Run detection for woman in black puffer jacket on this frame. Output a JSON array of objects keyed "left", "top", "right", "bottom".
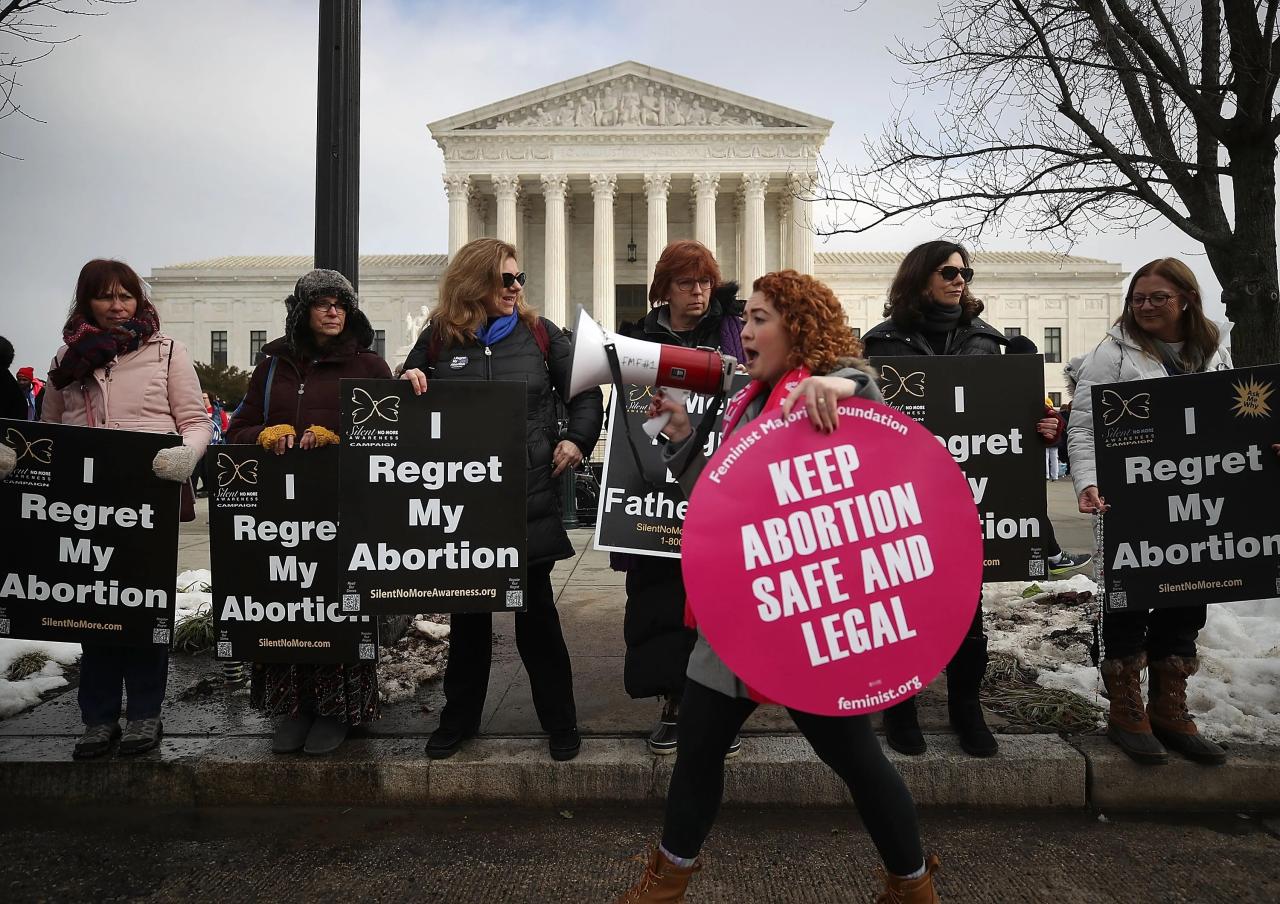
[
  {"left": 614, "top": 240, "right": 744, "bottom": 756},
  {"left": 864, "top": 240, "right": 1065, "bottom": 761},
  {"left": 399, "top": 238, "right": 603, "bottom": 762}
]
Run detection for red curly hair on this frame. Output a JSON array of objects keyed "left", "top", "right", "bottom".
[
  {"left": 648, "top": 240, "right": 723, "bottom": 305},
  {"left": 752, "top": 270, "right": 862, "bottom": 372}
]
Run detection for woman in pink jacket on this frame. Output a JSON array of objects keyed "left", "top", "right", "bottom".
[{"left": 42, "top": 259, "right": 213, "bottom": 759}]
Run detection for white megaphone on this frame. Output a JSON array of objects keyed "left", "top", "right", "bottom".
[
  {"left": 568, "top": 305, "right": 738, "bottom": 399},
  {"left": 568, "top": 305, "right": 739, "bottom": 440}
]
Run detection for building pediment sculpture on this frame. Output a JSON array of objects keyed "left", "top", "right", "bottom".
[
  {"left": 476, "top": 78, "right": 788, "bottom": 130},
  {"left": 433, "top": 62, "right": 828, "bottom": 135}
]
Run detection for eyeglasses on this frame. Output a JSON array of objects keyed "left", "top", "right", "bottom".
[
  {"left": 502, "top": 272, "right": 528, "bottom": 289},
  {"left": 935, "top": 266, "right": 974, "bottom": 283},
  {"left": 310, "top": 299, "right": 349, "bottom": 313},
  {"left": 673, "top": 276, "right": 713, "bottom": 292},
  {"left": 1129, "top": 292, "right": 1178, "bottom": 309},
  {"left": 93, "top": 291, "right": 135, "bottom": 303}
]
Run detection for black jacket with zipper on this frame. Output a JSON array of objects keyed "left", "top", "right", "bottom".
[
  {"left": 862, "top": 315, "right": 1009, "bottom": 357},
  {"left": 401, "top": 317, "right": 604, "bottom": 565}
]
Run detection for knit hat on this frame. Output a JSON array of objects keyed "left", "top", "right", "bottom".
[
  {"left": 283, "top": 268, "right": 374, "bottom": 353},
  {"left": 16, "top": 366, "right": 34, "bottom": 381}
]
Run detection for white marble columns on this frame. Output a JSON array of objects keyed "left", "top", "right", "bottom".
[
  {"left": 443, "top": 174, "right": 471, "bottom": 258},
  {"left": 540, "top": 174, "right": 568, "bottom": 326},
  {"left": 789, "top": 173, "right": 815, "bottom": 275},
  {"left": 643, "top": 173, "right": 670, "bottom": 288},
  {"left": 740, "top": 173, "right": 769, "bottom": 290},
  {"left": 691, "top": 173, "right": 719, "bottom": 254},
  {"left": 492, "top": 174, "right": 520, "bottom": 245},
  {"left": 590, "top": 173, "right": 618, "bottom": 329}
]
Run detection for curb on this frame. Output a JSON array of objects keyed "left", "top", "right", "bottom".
[
  {"left": 4, "top": 734, "right": 1274, "bottom": 810},
  {"left": 1068, "top": 736, "right": 1280, "bottom": 811},
  {"left": 0, "top": 733, "right": 1084, "bottom": 809}
]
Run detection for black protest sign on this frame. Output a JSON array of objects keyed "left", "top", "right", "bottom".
[
  {"left": 337, "top": 379, "right": 528, "bottom": 614},
  {"left": 0, "top": 420, "right": 181, "bottom": 647},
  {"left": 869, "top": 355, "right": 1049, "bottom": 581},
  {"left": 209, "top": 445, "right": 376, "bottom": 663},
  {"left": 594, "top": 377, "right": 750, "bottom": 557},
  {"left": 1093, "top": 365, "right": 1280, "bottom": 611}
]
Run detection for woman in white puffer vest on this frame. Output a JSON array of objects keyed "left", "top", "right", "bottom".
[{"left": 1068, "top": 257, "right": 1231, "bottom": 767}]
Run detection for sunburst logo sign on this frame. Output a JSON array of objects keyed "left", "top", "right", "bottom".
[{"left": 1230, "top": 375, "right": 1274, "bottom": 418}]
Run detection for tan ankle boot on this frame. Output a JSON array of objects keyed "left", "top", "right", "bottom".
[
  {"left": 615, "top": 846, "right": 700, "bottom": 903},
  {"left": 877, "top": 853, "right": 941, "bottom": 903},
  {"left": 1147, "top": 655, "right": 1227, "bottom": 765}
]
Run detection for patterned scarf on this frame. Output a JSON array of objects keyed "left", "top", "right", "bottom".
[{"left": 49, "top": 308, "right": 159, "bottom": 389}]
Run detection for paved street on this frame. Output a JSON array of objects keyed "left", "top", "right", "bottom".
[{"left": 1, "top": 804, "right": 1276, "bottom": 902}]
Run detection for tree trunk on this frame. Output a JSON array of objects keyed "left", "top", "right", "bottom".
[{"left": 1210, "top": 138, "right": 1279, "bottom": 367}]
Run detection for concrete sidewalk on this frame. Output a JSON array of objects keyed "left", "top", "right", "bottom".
[{"left": 3, "top": 480, "right": 1277, "bottom": 811}]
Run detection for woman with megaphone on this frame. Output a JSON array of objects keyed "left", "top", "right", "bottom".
[
  {"left": 612, "top": 270, "right": 939, "bottom": 904},
  {"left": 613, "top": 239, "right": 745, "bottom": 757},
  {"left": 399, "top": 238, "right": 604, "bottom": 763}
]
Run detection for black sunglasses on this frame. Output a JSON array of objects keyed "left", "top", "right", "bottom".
[
  {"left": 936, "top": 266, "right": 974, "bottom": 283},
  {"left": 502, "top": 272, "right": 527, "bottom": 289}
]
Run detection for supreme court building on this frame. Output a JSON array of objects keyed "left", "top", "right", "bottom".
[{"left": 149, "top": 61, "right": 1127, "bottom": 401}]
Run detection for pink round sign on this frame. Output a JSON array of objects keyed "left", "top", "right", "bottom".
[{"left": 681, "top": 397, "right": 982, "bottom": 716}]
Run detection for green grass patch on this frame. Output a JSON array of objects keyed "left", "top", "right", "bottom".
[
  {"left": 983, "top": 651, "right": 1102, "bottom": 733},
  {"left": 173, "top": 606, "right": 216, "bottom": 654}
]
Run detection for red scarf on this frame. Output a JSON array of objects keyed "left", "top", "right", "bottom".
[{"left": 685, "top": 367, "right": 812, "bottom": 704}]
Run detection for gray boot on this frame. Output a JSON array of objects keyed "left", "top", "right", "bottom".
[
  {"left": 272, "top": 713, "right": 316, "bottom": 754},
  {"left": 303, "top": 715, "right": 349, "bottom": 756}
]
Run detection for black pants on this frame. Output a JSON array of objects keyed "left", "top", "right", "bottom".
[
  {"left": 439, "top": 561, "right": 576, "bottom": 733},
  {"left": 78, "top": 644, "right": 169, "bottom": 726},
  {"left": 662, "top": 680, "right": 924, "bottom": 876},
  {"left": 622, "top": 557, "right": 696, "bottom": 700},
  {"left": 1103, "top": 605, "right": 1206, "bottom": 660}
]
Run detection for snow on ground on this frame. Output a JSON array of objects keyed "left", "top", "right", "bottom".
[
  {"left": 984, "top": 575, "right": 1280, "bottom": 741},
  {"left": 0, "top": 638, "right": 81, "bottom": 719},
  {"left": 176, "top": 569, "right": 214, "bottom": 623}
]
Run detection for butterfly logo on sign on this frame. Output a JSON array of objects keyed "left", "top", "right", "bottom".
[
  {"left": 880, "top": 366, "right": 926, "bottom": 402},
  {"left": 1100, "top": 390, "right": 1151, "bottom": 426},
  {"left": 217, "top": 453, "right": 259, "bottom": 487},
  {"left": 351, "top": 387, "right": 400, "bottom": 425},
  {"left": 4, "top": 427, "right": 53, "bottom": 465}
]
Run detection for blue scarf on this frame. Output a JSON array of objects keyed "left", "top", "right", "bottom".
[{"left": 476, "top": 312, "right": 519, "bottom": 347}]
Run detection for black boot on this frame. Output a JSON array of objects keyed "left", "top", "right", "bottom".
[
  {"left": 883, "top": 698, "right": 926, "bottom": 755},
  {"left": 947, "top": 636, "right": 998, "bottom": 757}
]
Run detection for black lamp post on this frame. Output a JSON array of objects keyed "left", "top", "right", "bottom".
[{"left": 315, "top": 0, "right": 361, "bottom": 289}]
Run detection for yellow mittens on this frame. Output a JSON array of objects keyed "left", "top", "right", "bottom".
[
  {"left": 257, "top": 424, "right": 296, "bottom": 450},
  {"left": 306, "top": 425, "right": 341, "bottom": 447}
]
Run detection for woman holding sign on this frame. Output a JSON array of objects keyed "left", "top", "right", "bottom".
[
  {"left": 39, "top": 259, "right": 212, "bottom": 759},
  {"left": 1068, "top": 258, "right": 1231, "bottom": 766},
  {"left": 227, "top": 268, "right": 392, "bottom": 756},
  {"left": 862, "top": 240, "right": 1073, "bottom": 759},
  {"left": 399, "top": 238, "right": 604, "bottom": 762},
  {"left": 615, "top": 239, "right": 745, "bottom": 756},
  {"left": 612, "top": 271, "right": 939, "bottom": 903}
]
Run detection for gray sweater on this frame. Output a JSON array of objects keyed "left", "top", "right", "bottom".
[{"left": 662, "top": 364, "right": 883, "bottom": 699}]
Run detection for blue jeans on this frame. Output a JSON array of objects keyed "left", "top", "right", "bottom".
[{"left": 78, "top": 644, "right": 169, "bottom": 726}]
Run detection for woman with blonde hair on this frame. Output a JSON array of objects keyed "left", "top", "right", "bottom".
[
  {"left": 613, "top": 270, "right": 939, "bottom": 903},
  {"left": 400, "top": 238, "right": 603, "bottom": 762},
  {"left": 1068, "top": 257, "right": 1232, "bottom": 766}
]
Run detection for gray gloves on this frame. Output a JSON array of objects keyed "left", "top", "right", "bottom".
[
  {"left": 152, "top": 445, "right": 200, "bottom": 483},
  {"left": 0, "top": 443, "right": 14, "bottom": 482}
]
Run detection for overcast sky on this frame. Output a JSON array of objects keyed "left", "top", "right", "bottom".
[{"left": 0, "top": 0, "right": 1232, "bottom": 370}]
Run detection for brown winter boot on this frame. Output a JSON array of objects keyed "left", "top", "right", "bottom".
[
  {"left": 1147, "top": 655, "right": 1227, "bottom": 765},
  {"left": 614, "top": 846, "right": 701, "bottom": 903},
  {"left": 876, "top": 852, "right": 941, "bottom": 903},
  {"left": 1099, "top": 654, "right": 1168, "bottom": 765}
]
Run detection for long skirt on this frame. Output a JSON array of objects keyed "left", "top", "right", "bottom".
[{"left": 250, "top": 662, "right": 379, "bottom": 726}]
